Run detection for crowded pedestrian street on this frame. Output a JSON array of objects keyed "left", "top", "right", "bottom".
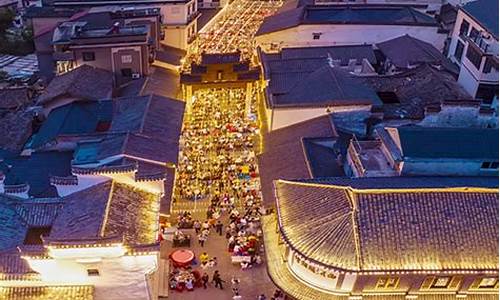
[
  {"left": 159, "top": 0, "right": 287, "bottom": 297},
  {"left": 183, "top": 0, "right": 282, "bottom": 70},
  {"left": 162, "top": 86, "right": 282, "bottom": 299}
]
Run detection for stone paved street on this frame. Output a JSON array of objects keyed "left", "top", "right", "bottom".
[{"left": 162, "top": 218, "right": 276, "bottom": 299}]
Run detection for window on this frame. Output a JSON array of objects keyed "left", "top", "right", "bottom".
[
  {"left": 482, "top": 57, "right": 497, "bottom": 74},
  {"left": 24, "top": 227, "right": 52, "bottom": 245},
  {"left": 82, "top": 52, "right": 95, "bottom": 62},
  {"left": 459, "top": 20, "right": 469, "bottom": 37},
  {"left": 476, "top": 84, "right": 499, "bottom": 104},
  {"left": 466, "top": 45, "right": 483, "bottom": 69},
  {"left": 432, "top": 277, "right": 452, "bottom": 288},
  {"left": 481, "top": 161, "right": 499, "bottom": 170},
  {"left": 469, "top": 27, "right": 480, "bottom": 40},
  {"left": 87, "top": 269, "right": 100, "bottom": 276},
  {"left": 121, "top": 68, "right": 133, "bottom": 77},
  {"left": 479, "top": 277, "right": 498, "bottom": 288},
  {"left": 121, "top": 55, "right": 132, "bottom": 64},
  {"left": 312, "top": 32, "right": 321, "bottom": 40},
  {"left": 375, "top": 277, "right": 400, "bottom": 289},
  {"left": 454, "top": 41, "right": 465, "bottom": 61}
]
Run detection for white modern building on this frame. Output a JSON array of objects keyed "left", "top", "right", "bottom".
[
  {"left": 46, "top": 0, "right": 200, "bottom": 50},
  {"left": 447, "top": 0, "right": 498, "bottom": 104},
  {"left": 255, "top": 5, "right": 447, "bottom": 52}
]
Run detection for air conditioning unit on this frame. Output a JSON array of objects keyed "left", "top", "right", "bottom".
[{"left": 132, "top": 73, "right": 141, "bottom": 79}]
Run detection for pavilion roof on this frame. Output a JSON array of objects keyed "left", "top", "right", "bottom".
[{"left": 275, "top": 179, "right": 499, "bottom": 272}]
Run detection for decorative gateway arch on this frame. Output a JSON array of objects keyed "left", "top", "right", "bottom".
[{"left": 180, "top": 51, "right": 261, "bottom": 115}]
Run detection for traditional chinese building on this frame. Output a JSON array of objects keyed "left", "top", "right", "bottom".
[
  {"left": 263, "top": 177, "right": 499, "bottom": 300},
  {"left": 0, "top": 180, "right": 161, "bottom": 300}
]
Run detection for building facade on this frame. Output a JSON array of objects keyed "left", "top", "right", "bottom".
[
  {"left": 447, "top": 0, "right": 498, "bottom": 104},
  {"left": 255, "top": 5, "right": 447, "bottom": 53},
  {"left": 48, "top": 0, "right": 199, "bottom": 50},
  {"left": 53, "top": 22, "right": 154, "bottom": 85}
]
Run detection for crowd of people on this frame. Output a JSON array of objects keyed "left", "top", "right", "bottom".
[
  {"left": 175, "top": 88, "right": 260, "bottom": 208},
  {"left": 182, "top": 0, "right": 282, "bottom": 71},
  {"left": 168, "top": 86, "right": 280, "bottom": 297}
]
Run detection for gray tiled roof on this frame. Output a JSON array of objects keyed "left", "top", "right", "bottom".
[
  {"left": 279, "top": 45, "right": 376, "bottom": 65},
  {"left": 0, "top": 253, "right": 38, "bottom": 280},
  {"left": 0, "top": 285, "right": 94, "bottom": 300},
  {"left": 49, "top": 180, "right": 160, "bottom": 245},
  {"left": 37, "top": 65, "right": 113, "bottom": 105},
  {"left": 257, "top": 115, "right": 337, "bottom": 205},
  {"left": 361, "top": 64, "right": 471, "bottom": 119},
  {"left": 55, "top": 94, "right": 185, "bottom": 165},
  {"left": 275, "top": 180, "right": 499, "bottom": 271},
  {"left": 261, "top": 50, "right": 381, "bottom": 108},
  {"left": 257, "top": 5, "right": 438, "bottom": 36},
  {"left": 0, "top": 151, "right": 73, "bottom": 197},
  {"left": 377, "top": 34, "right": 447, "bottom": 68},
  {"left": 0, "top": 198, "right": 30, "bottom": 252},
  {"left": 103, "top": 182, "right": 159, "bottom": 245},
  {"left": 50, "top": 181, "right": 113, "bottom": 240},
  {"left": 0, "top": 110, "right": 33, "bottom": 153},
  {"left": 0, "top": 87, "right": 31, "bottom": 110},
  {"left": 298, "top": 176, "right": 499, "bottom": 189},
  {"left": 0, "top": 195, "right": 63, "bottom": 253}
]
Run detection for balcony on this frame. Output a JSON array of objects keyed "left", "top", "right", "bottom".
[
  {"left": 347, "top": 138, "right": 398, "bottom": 178},
  {"left": 468, "top": 34, "right": 497, "bottom": 56}
]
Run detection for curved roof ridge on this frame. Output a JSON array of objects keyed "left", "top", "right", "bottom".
[
  {"left": 275, "top": 180, "right": 359, "bottom": 270},
  {"left": 275, "top": 179, "right": 499, "bottom": 272},
  {"left": 278, "top": 179, "right": 498, "bottom": 193}
]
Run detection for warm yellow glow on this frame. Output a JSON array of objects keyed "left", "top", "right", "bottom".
[
  {"left": 25, "top": 259, "right": 89, "bottom": 283},
  {"left": 48, "top": 244, "right": 127, "bottom": 259}
]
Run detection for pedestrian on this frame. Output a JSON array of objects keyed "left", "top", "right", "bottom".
[
  {"left": 258, "top": 294, "right": 266, "bottom": 300},
  {"left": 233, "top": 292, "right": 242, "bottom": 300},
  {"left": 194, "top": 220, "right": 201, "bottom": 234},
  {"left": 202, "top": 220, "right": 210, "bottom": 231},
  {"left": 200, "top": 252, "right": 209, "bottom": 264},
  {"left": 212, "top": 270, "right": 224, "bottom": 290},
  {"left": 216, "top": 220, "right": 224, "bottom": 236},
  {"left": 231, "top": 276, "right": 240, "bottom": 294},
  {"left": 198, "top": 233, "right": 206, "bottom": 247},
  {"left": 201, "top": 273, "right": 209, "bottom": 289}
]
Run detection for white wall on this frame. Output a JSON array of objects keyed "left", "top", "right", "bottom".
[
  {"left": 27, "top": 254, "right": 157, "bottom": 300},
  {"left": 161, "top": 3, "right": 188, "bottom": 25},
  {"left": 448, "top": 8, "right": 499, "bottom": 97},
  {"left": 256, "top": 24, "right": 446, "bottom": 52},
  {"left": 270, "top": 105, "right": 371, "bottom": 131},
  {"left": 287, "top": 253, "right": 344, "bottom": 293},
  {"left": 55, "top": 175, "right": 110, "bottom": 197},
  {"left": 458, "top": 62, "right": 480, "bottom": 97}
]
